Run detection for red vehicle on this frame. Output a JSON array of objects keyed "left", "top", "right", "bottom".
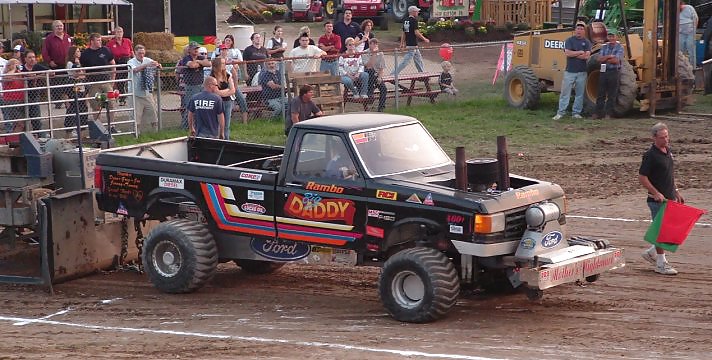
[
  {"left": 333, "top": 0, "right": 389, "bottom": 30},
  {"left": 285, "top": 0, "right": 326, "bottom": 22}
]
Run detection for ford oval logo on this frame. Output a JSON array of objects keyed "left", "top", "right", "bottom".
[
  {"left": 541, "top": 231, "right": 563, "bottom": 248},
  {"left": 250, "top": 238, "right": 311, "bottom": 261}
]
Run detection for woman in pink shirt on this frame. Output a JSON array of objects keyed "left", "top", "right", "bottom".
[{"left": 107, "top": 27, "right": 133, "bottom": 105}]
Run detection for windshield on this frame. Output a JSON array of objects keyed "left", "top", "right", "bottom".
[{"left": 350, "top": 123, "right": 452, "bottom": 177}]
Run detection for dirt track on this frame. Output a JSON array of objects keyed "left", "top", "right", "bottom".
[{"left": 1, "top": 117, "right": 710, "bottom": 359}]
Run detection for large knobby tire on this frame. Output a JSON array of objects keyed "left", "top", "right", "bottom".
[
  {"left": 584, "top": 55, "right": 636, "bottom": 117},
  {"left": 324, "top": 0, "right": 336, "bottom": 18},
  {"left": 379, "top": 247, "right": 460, "bottom": 323},
  {"left": 391, "top": 0, "right": 413, "bottom": 22},
  {"left": 234, "top": 259, "right": 285, "bottom": 274},
  {"left": 504, "top": 65, "right": 540, "bottom": 109},
  {"left": 142, "top": 219, "right": 218, "bottom": 294}
]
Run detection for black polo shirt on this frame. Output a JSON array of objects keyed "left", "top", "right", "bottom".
[{"left": 639, "top": 144, "right": 676, "bottom": 200}]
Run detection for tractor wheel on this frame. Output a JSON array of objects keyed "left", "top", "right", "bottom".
[
  {"left": 504, "top": 65, "right": 540, "bottom": 109},
  {"left": 324, "top": 0, "right": 336, "bottom": 19},
  {"left": 379, "top": 247, "right": 460, "bottom": 323},
  {"left": 391, "top": 0, "right": 413, "bottom": 22},
  {"left": 584, "top": 55, "right": 636, "bottom": 117},
  {"left": 234, "top": 259, "right": 285, "bottom": 274},
  {"left": 142, "top": 219, "right": 218, "bottom": 294},
  {"left": 378, "top": 15, "right": 389, "bottom": 31}
]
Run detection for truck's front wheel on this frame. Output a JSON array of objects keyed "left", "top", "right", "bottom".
[
  {"left": 142, "top": 219, "right": 218, "bottom": 293},
  {"left": 379, "top": 247, "right": 460, "bottom": 323}
]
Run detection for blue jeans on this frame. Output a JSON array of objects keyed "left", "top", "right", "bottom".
[
  {"left": 680, "top": 32, "right": 696, "bottom": 67},
  {"left": 235, "top": 87, "right": 248, "bottom": 112},
  {"left": 266, "top": 98, "right": 286, "bottom": 119},
  {"left": 342, "top": 72, "right": 370, "bottom": 96},
  {"left": 222, "top": 99, "right": 234, "bottom": 140},
  {"left": 647, "top": 200, "right": 662, "bottom": 220},
  {"left": 393, "top": 46, "right": 424, "bottom": 75},
  {"left": 181, "top": 84, "right": 202, "bottom": 129},
  {"left": 557, "top": 71, "right": 587, "bottom": 116},
  {"left": 320, "top": 60, "right": 339, "bottom": 76}
]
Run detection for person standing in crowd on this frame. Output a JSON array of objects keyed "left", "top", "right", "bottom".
[
  {"left": 339, "top": 37, "right": 369, "bottom": 98},
  {"left": 293, "top": 26, "right": 315, "bottom": 48},
  {"left": 188, "top": 76, "right": 224, "bottom": 139},
  {"left": 64, "top": 46, "right": 89, "bottom": 134},
  {"left": 217, "top": 44, "right": 249, "bottom": 125},
  {"left": 80, "top": 33, "right": 116, "bottom": 122},
  {"left": 439, "top": 61, "right": 458, "bottom": 96},
  {"left": 287, "top": 84, "right": 323, "bottom": 134},
  {"left": 198, "top": 47, "right": 212, "bottom": 79},
  {"left": 12, "top": 44, "right": 24, "bottom": 65},
  {"left": 639, "top": 122, "right": 683, "bottom": 276},
  {"left": 266, "top": 25, "right": 287, "bottom": 59},
  {"left": 258, "top": 60, "right": 285, "bottom": 119},
  {"left": 334, "top": 9, "right": 361, "bottom": 53},
  {"left": 107, "top": 27, "right": 133, "bottom": 106},
  {"left": 592, "top": 29, "right": 623, "bottom": 120},
  {"left": 318, "top": 22, "right": 341, "bottom": 76},
  {"left": 393, "top": 6, "right": 429, "bottom": 75},
  {"left": 210, "top": 57, "right": 236, "bottom": 140},
  {"left": 289, "top": 33, "right": 327, "bottom": 74},
  {"left": 214, "top": 35, "right": 244, "bottom": 83},
  {"left": 128, "top": 44, "right": 161, "bottom": 133},
  {"left": 1, "top": 59, "right": 25, "bottom": 133},
  {"left": 22, "top": 49, "right": 48, "bottom": 133},
  {"left": 355, "top": 19, "right": 375, "bottom": 52},
  {"left": 177, "top": 42, "right": 211, "bottom": 129},
  {"left": 42, "top": 20, "right": 71, "bottom": 109},
  {"left": 552, "top": 21, "right": 591, "bottom": 120},
  {"left": 679, "top": 0, "right": 699, "bottom": 67},
  {"left": 243, "top": 33, "right": 269, "bottom": 85},
  {"left": 362, "top": 38, "right": 387, "bottom": 112}
]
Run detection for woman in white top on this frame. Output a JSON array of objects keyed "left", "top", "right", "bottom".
[
  {"left": 339, "top": 37, "right": 369, "bottom": 98},
  {"left": 214, "top": 35, "right": 245, "bottom": 83}
]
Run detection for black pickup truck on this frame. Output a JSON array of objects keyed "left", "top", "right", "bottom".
[{"left": 95, "top": 114, "right": 624, "bottom": 323}]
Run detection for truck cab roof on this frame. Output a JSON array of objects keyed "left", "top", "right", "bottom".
[{"left": 293, "top": 113, "right": 419, "bottom": 133}]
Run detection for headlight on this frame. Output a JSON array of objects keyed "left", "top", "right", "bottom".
[{"left": 474, "top": 213, "right": 505, "bottom": 233}]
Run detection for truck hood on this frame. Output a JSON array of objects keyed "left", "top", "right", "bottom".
[{"left": 374, "top": 167, "right": 565, "bottom": 214}]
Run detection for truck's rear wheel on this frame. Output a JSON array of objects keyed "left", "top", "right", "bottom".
[
  {"left": 585, "top": 56, "right": 636, "bottom": 117},
  {"left": 234, "top": 259, "right": 285, "bottom": 274},
  {"left": 142, "top": 219, "right": 218, "bottom": 293},
  {"left": 504, "top": 65, "right": 540, "bottom": 109},
  {"left": 379, "top": 247, "right": 459, "bottom": 323}
]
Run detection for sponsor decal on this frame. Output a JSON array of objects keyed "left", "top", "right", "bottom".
[
  {"left": 250, "top": 238, "right": 310, "bottom": 261},
  {"left": 541, "top": 231, "right": 563, "bottom": 248},
  {"left": 159, "top": 176, "right": 184, "bottom": 189},
  {"left": 376, "top": 189, "right": 397, "bottom": 200},
  {"left": 241, "top": 202, "right": 266, "bottom": 214},
  {"left": 449, "top": 224, "right": 463, "bottom": 234},
  {"left": 284, "top": 193, "right": 356, "bottom": 224},
  {"left": 351, "top": 132, "right": 376, "bottom": 144},
  {"left": 447, "top": 214, "right": 464, "bottom": 223},
  {"left": 515, "top": 40, "right": 527, "bottom": 46},
  {"left": 368, "top": 209, "right": 396, "bottom": 221},
  {"left": 305, "top": 181, "right": 344, "bottom": 194},
  {"left": 239, "top": 172, "right": 263, "bottom": 181},
  {"left": 368, "top": 209, "right": 380, "bottom": 217},
  {"left": 116, "top": 202, "right": 128, "bottom": 215},
  {"left": 406, "top": 193, "right": 422, "bottom": 204},
  {"left": 366, "top": 225, "right": 385, "bottom": 238},
  {"left": 544, "top": 39, "right": 565, "bottom": 49},
  {"left": 520, "top": 238, "right": 536, "bottom": 250},
  {"left": 423, "top": 193, "right": 435, "bottom": 206},
  {"left": 515, "top": 189, "right": 540, "bottom": 200},
  {"left": 247, "top": 190, "right": 264, "bottom": 201}
]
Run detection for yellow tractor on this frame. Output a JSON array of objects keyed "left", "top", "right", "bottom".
[{"left": 504, "top": 0, "right": 695, "bottom": 116}]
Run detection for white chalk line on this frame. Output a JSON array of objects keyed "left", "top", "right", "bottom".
[
  {"left": 568, "top": 215, "right": 711, "bottom": 227},
  {"left": 13, "top": 308, "right": 73, "bottom": 326},
  {"left": 0, "top": 315, "right": 505, "bottom": 360}
]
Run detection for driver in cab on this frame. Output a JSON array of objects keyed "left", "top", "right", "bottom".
[{"left": 325, "top": 139, "right": 358, "bottom": 180}]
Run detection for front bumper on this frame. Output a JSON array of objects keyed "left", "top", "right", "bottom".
[{"left": 519, "top": 248, "right": 625, "bottom": 290}]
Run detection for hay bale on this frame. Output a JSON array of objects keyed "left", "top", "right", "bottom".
[
  {"left": 145, "top": 49, "right": 183, "bottom": 65},
  {"left": 135, "top": 32, "right": 174, "bottom": 51}
]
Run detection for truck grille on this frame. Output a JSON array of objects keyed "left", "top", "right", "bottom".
[{"left": 504, "top": 207, "right": 528, "bottom": 242}]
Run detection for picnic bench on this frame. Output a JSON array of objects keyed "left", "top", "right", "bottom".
[{"left": 343, "top": 71, "right": 443, "bottom": 110}]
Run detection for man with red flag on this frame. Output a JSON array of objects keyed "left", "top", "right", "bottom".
[{"left": 638, "top": 122, "right": 684, "bottom": 275}]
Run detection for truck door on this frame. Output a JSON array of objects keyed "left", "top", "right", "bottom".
[{"left": 276, "top": 131, "right": 367, "bottom": 249}]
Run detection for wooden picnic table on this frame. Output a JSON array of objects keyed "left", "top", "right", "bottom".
[{"left": 381, "top": 71, "right": 442, "bottom": 106}]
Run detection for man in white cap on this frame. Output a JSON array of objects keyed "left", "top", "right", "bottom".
[{"left": 393, "top": 5, "right": 429, "bottom": 75}]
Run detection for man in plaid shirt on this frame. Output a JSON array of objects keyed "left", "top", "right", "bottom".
[{"left": 592, "top": 29, "right": 624, "bottom": 120}]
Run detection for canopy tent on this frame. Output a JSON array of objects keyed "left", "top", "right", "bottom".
[{"left": 1, "top": 0, "right": 133, "bottom": 42}]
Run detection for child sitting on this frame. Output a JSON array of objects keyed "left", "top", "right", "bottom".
[{"left": 439, "top": 61, "right": 459, "bottom": 96}]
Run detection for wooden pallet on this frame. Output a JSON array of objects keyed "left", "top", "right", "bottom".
[{"left": 289, "top": 71, "right": 344, "bottom": 115}]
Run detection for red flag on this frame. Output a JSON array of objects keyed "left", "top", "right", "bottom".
[{"left": 645, "top": 201, "right": 705, "bottom": 251}]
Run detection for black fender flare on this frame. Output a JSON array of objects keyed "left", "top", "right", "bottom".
[
  {"left": 382, "top": 217, "right": 443, "bottom": 251},
  {"left": 143, "top": 188, "right": 204, "bottom": 220}
]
